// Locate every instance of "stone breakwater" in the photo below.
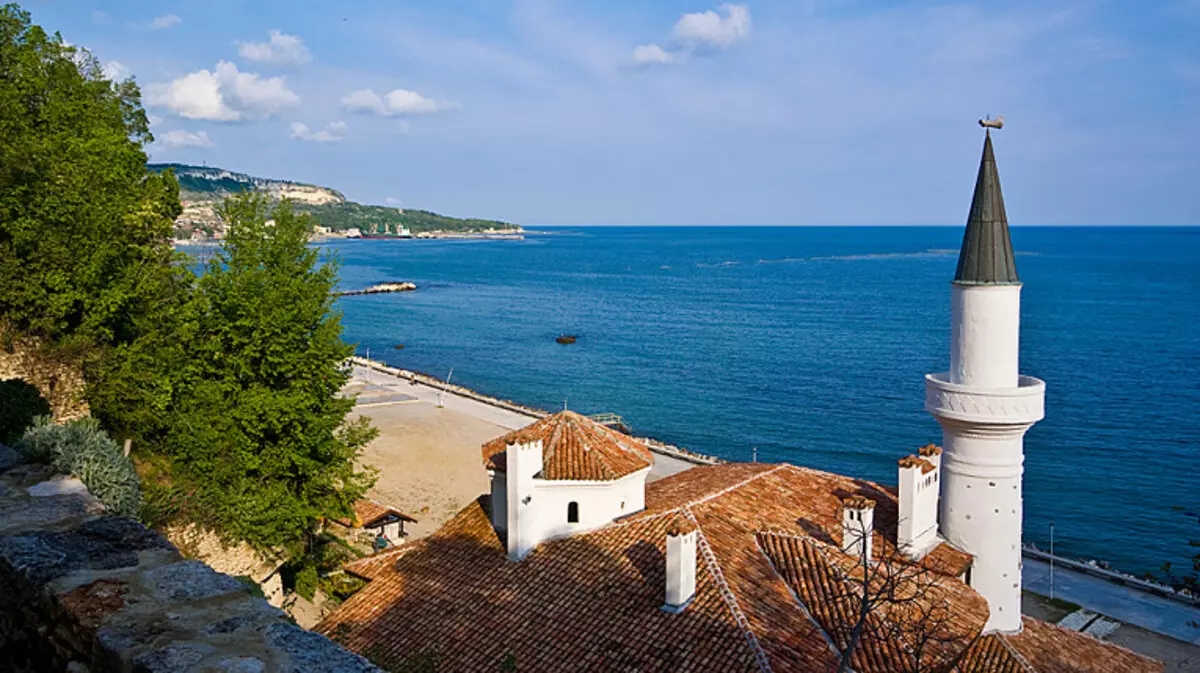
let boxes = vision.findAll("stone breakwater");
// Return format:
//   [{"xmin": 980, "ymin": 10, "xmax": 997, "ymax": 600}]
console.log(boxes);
[
  {"xmin": 333, "ymin": 282, "xmax": 417, "ymax": 298},
  {"xmin": 348, "ymin": 356, "xmax": 722, "ymax": 467},
  {"xmin": 0, "ymin": 443, "xmax": 379, "ymax": 673}
]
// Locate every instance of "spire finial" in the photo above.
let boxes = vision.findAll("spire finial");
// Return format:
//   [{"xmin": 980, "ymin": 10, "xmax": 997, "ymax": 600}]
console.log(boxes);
[
  {"xmin": 978, "ymin": 114, "xmax": 1004, "ymax": 130},
  {"xmin": 953, "ymin": 123, "xmax": 1020, "ymax": 285}
]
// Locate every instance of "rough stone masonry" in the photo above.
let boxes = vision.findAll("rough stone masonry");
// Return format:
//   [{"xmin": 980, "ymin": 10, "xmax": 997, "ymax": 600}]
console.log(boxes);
[{"xmin": 0, "ymin": 442, "xmax": 381, "ymax": 673}]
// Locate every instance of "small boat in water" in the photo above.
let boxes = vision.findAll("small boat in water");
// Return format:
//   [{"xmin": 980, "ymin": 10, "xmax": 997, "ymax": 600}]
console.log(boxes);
[{"xmin": 556, "ymin": 334, "xmax": 577, "ymax": 345}]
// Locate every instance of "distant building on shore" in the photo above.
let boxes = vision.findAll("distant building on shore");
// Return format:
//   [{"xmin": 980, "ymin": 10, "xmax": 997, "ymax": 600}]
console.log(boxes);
[{"xmin": 314, "ymin": 132, "xmax": 1159, "ymax": 672}]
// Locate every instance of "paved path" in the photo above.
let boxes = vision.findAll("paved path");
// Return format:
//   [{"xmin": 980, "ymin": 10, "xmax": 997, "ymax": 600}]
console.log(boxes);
[{"xmin": 1024, "ymin": 557, "xmax": 1200, "ymax": 645}]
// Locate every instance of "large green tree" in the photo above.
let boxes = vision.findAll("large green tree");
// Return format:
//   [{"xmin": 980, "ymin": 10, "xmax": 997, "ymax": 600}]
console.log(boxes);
[
  {"xmin": 0, "ymin": 3, "xmax": 182, "ymax": 358},
  {"xmin": 99, "ymin": 195, "xmax": 377, "ymax": 554}
]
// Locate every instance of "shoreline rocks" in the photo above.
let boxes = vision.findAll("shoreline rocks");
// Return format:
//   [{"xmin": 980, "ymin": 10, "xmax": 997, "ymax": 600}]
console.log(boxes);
[{"xmin": 333, "ymin": 282, "xmax": 416, "ymax": 298}]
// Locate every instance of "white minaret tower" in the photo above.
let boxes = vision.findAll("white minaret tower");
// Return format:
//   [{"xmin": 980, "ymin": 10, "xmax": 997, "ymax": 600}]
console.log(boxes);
[{"xmin": 925, "ymin": 127, "xmax": 1045, "ymax": 633}]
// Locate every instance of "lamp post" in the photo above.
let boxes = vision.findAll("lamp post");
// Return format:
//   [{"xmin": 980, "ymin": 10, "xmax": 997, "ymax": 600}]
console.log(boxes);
[{"xmin": 1049, "ymin": 522, "xmax": 1056, "ymax": 601}]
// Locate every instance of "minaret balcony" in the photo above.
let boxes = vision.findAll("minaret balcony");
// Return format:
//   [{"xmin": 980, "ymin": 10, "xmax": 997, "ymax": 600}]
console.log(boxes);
[{"xmin": 925, "ymin": 372, "xmax": 1045, "ymax": 428}]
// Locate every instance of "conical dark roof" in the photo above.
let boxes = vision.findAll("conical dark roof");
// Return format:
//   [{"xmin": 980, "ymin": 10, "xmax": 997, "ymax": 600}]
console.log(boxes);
[{"xmin": 954, "ymin": 131, "xmax": 1020, "ymax": 285}]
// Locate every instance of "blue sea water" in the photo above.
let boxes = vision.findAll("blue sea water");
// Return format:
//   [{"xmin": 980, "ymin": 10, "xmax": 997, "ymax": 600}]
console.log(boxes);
[{"xmin": 325, "ymin": 226, "xmax": 1199, "ymax": 577}]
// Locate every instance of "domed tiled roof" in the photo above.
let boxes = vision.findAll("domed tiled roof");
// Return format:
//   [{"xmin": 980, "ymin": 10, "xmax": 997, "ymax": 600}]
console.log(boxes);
[{"xmin": 481, "ymin": 411, "xmax": 654, "ymax": 481}]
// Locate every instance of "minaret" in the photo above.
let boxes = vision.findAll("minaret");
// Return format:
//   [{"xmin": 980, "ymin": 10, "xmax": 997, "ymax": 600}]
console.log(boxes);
[{"xmin": 925, "ymin": 129, "xmax": 1045, "ymax": 633}]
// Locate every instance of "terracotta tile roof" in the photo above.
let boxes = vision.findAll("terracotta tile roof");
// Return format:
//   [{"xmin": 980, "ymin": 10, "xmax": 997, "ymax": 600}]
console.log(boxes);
[
  {"xmin": 999, "ymin": 617, "xmax": 1161, "ymax": 673},
  {"xmin": 898, "ymin": 455, "xmax": 937, "ymax": 474},
  {"xmin": 759, "ymin": 531, "xmax": 988, "ymax": 672},
  {"xmin": 317, "ymin": 463, "xmax": 1162, "ymax": 673},
  {"xmin": 481, "ymin": 410, "xmax": 654, "ymax": 481},
  {"xmin": 842, "ymin": 495, "xmax": 876, "ymax": 510},
  {"xmin": 954, "ymin": 633, "xmax": 1032, "ymax": 673},
  {"xmin": 331, "ymin": 499, "xmax": 417, "ymax": 529}
]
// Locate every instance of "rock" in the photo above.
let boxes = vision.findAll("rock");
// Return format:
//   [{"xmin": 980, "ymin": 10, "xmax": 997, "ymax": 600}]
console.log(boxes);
[
  {"xmin": 0, "ymin": 493, "xmax": 101, "ymax": 537},
  {"xmin": 59, "ymin": 578, "xmax": 128, "ymax": 630},
  {"xmin": 0, "ymin": 515, "xmax": 172, "ymax": 583},
  {"xmin": 132, "ymin": 643, "xmax": 213, "ymax": 672},
  {"xmin": 144, "ymin": 560, "xmax": 245, "ymax": 602},
  {"xmin": 264, "ymin": 623, "xmax": 379, "ymax": 673},
  {"xmin": 27, "ymin": 475, "xmax": 88, "ymax": 497},
  {"xmin": 212, "ymin": 656, "xmax": 267, "ymax": 673},
  {"xmin": 0, "ymin": 443, "xmax": 22, "ymax": 472},
  {"xmin": 202, "ymin": 597, "xmax": 285, "ymax": 636}
]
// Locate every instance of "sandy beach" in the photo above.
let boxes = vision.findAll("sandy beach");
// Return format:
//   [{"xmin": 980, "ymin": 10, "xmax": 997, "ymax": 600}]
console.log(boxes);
[{"xmin": 344, "ymin": 362, "xmax": 701, "ymax": 540}]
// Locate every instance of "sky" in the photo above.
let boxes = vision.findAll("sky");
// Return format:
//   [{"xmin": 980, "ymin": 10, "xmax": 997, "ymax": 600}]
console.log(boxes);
[{"xmin": 27, "ymin": 0, "xmax": 1200, "ymax": 226}]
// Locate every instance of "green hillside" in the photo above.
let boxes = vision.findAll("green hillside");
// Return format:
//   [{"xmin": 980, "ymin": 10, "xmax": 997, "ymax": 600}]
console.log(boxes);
[{"xmin": 149, "ymin": 163, "xmax": 517, "ymax": 235}]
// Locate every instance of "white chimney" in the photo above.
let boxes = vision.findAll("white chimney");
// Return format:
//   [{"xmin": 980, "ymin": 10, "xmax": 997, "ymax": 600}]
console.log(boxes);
[
  {"xmin": 841, "ymin": 496, "xmax": 875, "ymax": 560},
  {"xmin": 897, "ymin": 452, "xmax": 939, "ymax": 559},
  {"xmin": 506, "ymin": 440, "xmax": 544, "ymax": 561},
  {"xmin": 663, "ymin": 525, "xmax": 697, "ymax": 613}
]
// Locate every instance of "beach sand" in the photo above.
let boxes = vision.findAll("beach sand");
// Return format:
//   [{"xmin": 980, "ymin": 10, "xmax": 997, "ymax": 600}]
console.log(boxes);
[{"xmin": 344, "ymin": 364, "xmax": 698, "ymax": 540}]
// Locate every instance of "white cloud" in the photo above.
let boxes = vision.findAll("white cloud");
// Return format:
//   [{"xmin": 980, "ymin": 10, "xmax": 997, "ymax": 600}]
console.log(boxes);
[
  {"xmin": 291, "ymin": 120, "xmax": 348, "ymax": 143},
  {"xmin": 159, "ymin": 130, "xmax": 214, "ymax": 149},
  {"xmin": 102, "ymin": 61, "xmax": 130, "ymax": 81},
  {"xmin": 238, "ymin": 30, "xmax": 311, "ymax": 67},
  {"xmin": 630, "ymin": 4, "xmax": 751, "ymax": 68},
  {"xmin": 92, "ymin": 11, "xmax": 107, "ymax": 24},
  {"xmin": 150, "ymin": 60, "xmax": 299, "ymax": 122},
  {"xmin": 148, "ymin": 115, "xmax": 164, "ymax": 126},
  {"xmin": 151, "ymin": 14, "xmax": 182, "ymax": 30},
  {"xmin": 342, "ymin": 88, "xmax": 451, "ymax": 116},
  {"xmin": 384, "ymin": 197, "xmax": 403, "ymax": 206},
  {"xmin": 631, "ymin": 44, "xmax": 678, "ymax": 65},
  {"xmin": 671, "ymin": 4, "xmax": 751, "ymax": 50}
]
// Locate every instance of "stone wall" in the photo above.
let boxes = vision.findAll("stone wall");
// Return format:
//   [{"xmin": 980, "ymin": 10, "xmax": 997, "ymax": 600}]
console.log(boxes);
[
  {"xmin": 0, "ymin": 332, "xmax": 89, "ymax": 421},
  {"xmin": 0, "ymin": 444, "xmax": 380, "ymax": 673}
]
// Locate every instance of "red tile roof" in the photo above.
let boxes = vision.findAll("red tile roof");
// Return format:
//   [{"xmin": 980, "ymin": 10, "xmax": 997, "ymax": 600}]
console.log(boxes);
[
  {"xmin": 331, "ymin": 499, "xmax": 417, "ymax": 529},
  {"xmin": 481, "ymin": 410, "xmax": 654, "ymax": 481},
  {"xmin": 317, "ymin": 463, "xmax": 1161, "ymax": 673}
]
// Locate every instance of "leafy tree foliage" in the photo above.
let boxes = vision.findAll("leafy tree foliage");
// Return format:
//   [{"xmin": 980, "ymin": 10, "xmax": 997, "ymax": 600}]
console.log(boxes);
[
  {"xmin": 0, "ymin": 4, "xmax": 182, "ymax": 358},
  {"xmin": 95, "ymin": 195, "xmax": 377, "ymax": 554}
]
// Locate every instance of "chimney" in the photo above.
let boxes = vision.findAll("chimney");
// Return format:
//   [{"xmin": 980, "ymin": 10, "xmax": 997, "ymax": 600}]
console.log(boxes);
[
  {"xmin": 898, "ymin": 453, "xmax": 939, "ymax": 559},
  {"xmin": 841, "ymin": 496, "xmax": 875, "ymax": 559},
  {"xmin": 663, "ymin": 524, "xmax": 697, "ymax": 613},
  {"xmin": 506, "ymin": 440, "xmax": 544, "ymax": 561},
  {"xmin": 919, "ymin": 444, "xmax": 942, "ymax": 473}
]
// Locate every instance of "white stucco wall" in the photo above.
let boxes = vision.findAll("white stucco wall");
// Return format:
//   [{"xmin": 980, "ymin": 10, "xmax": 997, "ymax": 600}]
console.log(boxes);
[
  {"xmin": 665, "ymin": 530, "xmax": 697, "ymax": 611},
  {"xmin": 490, "ymin": 471, "xmax": 508, "ymax": 534},
  {"xmin": 950, "ymin": 284, "xmax": 1021, "ymax": 389},
  {"xmin": 929, "ymin": 276, "xmax": 1046, "ymax": 633},
  {"xmin": 530, "ymin": 468, "xmax": 649, "ymax": 542},
  {"xmin": 507, "ymin": 440, "xmax": 544, "ymax": 561},
  {"xmin": 841, "ymin": 505, "xmax": 874, "ymax": 559},
  {"xmin": 492, "ymin": 457, "xmax": 650, "ymax": 560},
  {"xmin": 897, "ymin": 463, "xmax": 939, "ymax": 558}
]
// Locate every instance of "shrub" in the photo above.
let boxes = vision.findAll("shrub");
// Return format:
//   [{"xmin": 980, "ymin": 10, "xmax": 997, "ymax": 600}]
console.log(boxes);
[
  {"xmin": 294, "ymin": 565, "xmax": 319, "ymax": 602},
  {"xmin": 17, "ymin": 417, "xmax": 141, "ymax": 517},
  {"xmin": 0, "ymin": 379, "xmax": 51, "ymax": 445}
]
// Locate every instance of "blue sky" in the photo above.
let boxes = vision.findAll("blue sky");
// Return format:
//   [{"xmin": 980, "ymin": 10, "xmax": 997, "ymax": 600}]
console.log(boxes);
[{"xmin": 29, "ymin": 1, "xmax": 1200, "ymax": 226}]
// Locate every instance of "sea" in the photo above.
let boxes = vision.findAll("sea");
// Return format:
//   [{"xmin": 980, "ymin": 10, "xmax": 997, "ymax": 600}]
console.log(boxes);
[{"xmin": 322, "ymin": 226, "xmax": 1198, "ymax": 578}]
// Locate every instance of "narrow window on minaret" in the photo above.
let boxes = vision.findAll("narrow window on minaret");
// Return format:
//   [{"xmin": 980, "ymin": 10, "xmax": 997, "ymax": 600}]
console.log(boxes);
[{"xmin": 567, "ymin": 501, "xmax": 579, "ymax": 523}]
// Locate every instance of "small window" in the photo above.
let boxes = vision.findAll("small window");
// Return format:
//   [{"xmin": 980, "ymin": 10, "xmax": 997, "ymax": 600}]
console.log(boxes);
[{"xmin": 567, "ymin": 501, "xmax": 579, "ymax": 523}]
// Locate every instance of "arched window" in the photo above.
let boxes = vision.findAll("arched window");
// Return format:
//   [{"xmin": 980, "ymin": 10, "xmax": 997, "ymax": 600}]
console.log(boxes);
[{"xmin": 567, "ymin": 501, "xmax": 579, "ymax": 523}]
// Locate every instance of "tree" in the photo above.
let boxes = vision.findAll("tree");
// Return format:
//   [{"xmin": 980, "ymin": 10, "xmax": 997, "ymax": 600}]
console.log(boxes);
[
  {"xmin": 832, "ymin": 509, "xmax": 963, "ymax": 673},
  {"xmin": 100, "ymin": 194, "xmax": 376, "ymax": 555},
  {"xmin": 0, "ymin": 3, "xmax": 182, "ymax": 359}
]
